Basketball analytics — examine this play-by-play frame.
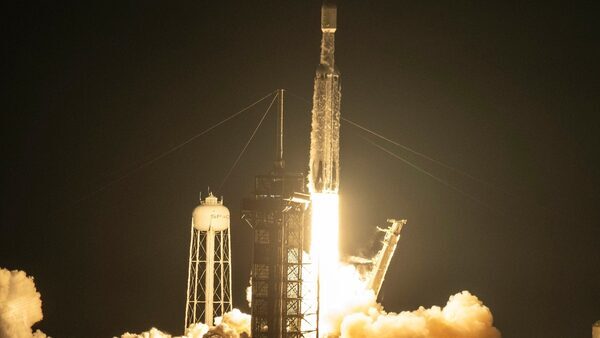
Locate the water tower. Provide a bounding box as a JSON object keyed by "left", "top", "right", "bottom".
{"left": 185, "top": 192, "right": 232, "bottom": 328}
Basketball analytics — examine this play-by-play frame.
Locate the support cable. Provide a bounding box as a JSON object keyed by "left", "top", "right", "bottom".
{"left": 218, "top": 92, "right": 279, "bottom": 190}
{"left": 54, "top": 90, "right": 276, "bottom": 213}
{"left": 360, "top": 135, "right": 504, "bottom": 215}
{"left": 286, "top": 90, "right": 539, "bottom": 210}
{"left": 342, "top": 118, "right": 523, "bottom": 200}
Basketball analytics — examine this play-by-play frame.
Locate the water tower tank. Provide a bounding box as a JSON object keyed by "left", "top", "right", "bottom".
{"left": 186, "top": 192, "right": 233, "bottom": 328}
{"left": 192, "top": 193, "right": 230, "bottom": 231}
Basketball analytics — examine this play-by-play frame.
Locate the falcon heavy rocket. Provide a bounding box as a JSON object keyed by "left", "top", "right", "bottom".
{"left": 308, "top": 2, "right": 341, "bottom": 194}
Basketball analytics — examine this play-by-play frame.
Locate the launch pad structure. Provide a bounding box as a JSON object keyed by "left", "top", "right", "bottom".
{"left": 243, "top": 90, "right": 318, "bottom": 338}
{"left": 367, "top": 219, "right": 407, "bottom": 297}
{"left": 182, "top": 3, "right": 406, "bottom": 337}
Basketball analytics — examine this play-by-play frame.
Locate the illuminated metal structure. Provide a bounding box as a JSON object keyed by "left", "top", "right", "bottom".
{"left": 367, "top": 219, "right": 407, "bottom": 297}
{"left": 185, "top": 193, "right": 233, "bottom": 328}
{"left": 243, "top": 90, "right": 317, "bottom": 338}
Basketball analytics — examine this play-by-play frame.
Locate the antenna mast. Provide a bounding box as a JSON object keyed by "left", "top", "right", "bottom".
{"left": 274, "top": 89, "right": 285, "bottom": 171}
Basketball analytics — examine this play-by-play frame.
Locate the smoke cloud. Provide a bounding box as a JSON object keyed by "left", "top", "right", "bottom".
{"left": 315, "top": 263, "right": 501, "bottom": 338}
{"left": 120, "top": 327, "right": 182, "bottom": 338}
{"left": 339, "top": 291, "right": 501, "bottom": 338}
{"left": 0, "top": 268, "right": 47, "bottom": 338}
{"left": 212, "top": 308, "right": 251, "bottom": 337}
{"left": 1, "top": 266, "right": 499, "bottom": 338}
{"left": 118, "top": 309, "right": 250, "bottom": 338}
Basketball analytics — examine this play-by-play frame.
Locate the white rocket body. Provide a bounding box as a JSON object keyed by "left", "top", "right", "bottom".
{"left": 309, "top": 3, "right": 341, "bottom": 194}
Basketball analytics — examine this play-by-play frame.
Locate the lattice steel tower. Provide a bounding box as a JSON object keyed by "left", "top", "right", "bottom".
{"left": 242, "top": 90, "right": 317, "bottom": 338}
{"left": 185, "top": 193, "right": 233, "bottom": 328}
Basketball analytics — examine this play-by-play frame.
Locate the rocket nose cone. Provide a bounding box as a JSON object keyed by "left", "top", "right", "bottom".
{"left": 321, "top": 2, "right": 337, "bottom": 31}
{"left": 322, "top": 0, "right": 336, "bottom": 9}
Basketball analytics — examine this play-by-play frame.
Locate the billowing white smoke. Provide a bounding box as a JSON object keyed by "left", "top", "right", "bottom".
{"left": 315, "top": 263, "right": 501, "bottom": 338}
{"left": 119, "top": 309, "right": 250, "bottom": 338}
{"left": 209, "top": 309, "right": 251, "bottom": 337}
{"left": 246, "top": 278, "right": 252, "bottom": 308}
{"left": 0, "top": 268, "right": 47, "bottom": 338}
{"left": 120, "top": 327, "right": 188, "bottom": 338}
{"left": 1, "top": 266, "right": 499, "bottom": 338}
{"left": 119, "top": 324, "right": 212, "bottom": 338}
{"left": 340, "top": 291, "right": 501, "bottom": 338}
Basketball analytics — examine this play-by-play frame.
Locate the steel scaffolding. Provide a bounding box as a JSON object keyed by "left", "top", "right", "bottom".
{"left": 243, "top": 174, "right": 317, "bottom": 338}
{"left": 185, "top": 220, "right": 233, "bottom": 328}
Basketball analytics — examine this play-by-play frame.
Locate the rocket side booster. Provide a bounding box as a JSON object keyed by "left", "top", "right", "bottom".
{"left": 309, "top": 2, "right": 341, "bottom": 194}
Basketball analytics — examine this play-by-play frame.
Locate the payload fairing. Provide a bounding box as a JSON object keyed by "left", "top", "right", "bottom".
{"left": 309, "top": 2, "right": 341, "bottom": 194}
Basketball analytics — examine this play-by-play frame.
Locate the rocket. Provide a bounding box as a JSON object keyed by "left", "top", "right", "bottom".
{"left": 309, "top": 2, "right": 341, "bottom": 193}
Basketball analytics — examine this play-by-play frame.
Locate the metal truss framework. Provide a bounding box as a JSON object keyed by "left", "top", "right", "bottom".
{"left": 185, "top": 224, "right": 233, "bottom": 329}
{"left": 282, "top": 207, "right": 318, "bottom": 338}
{"left": 244, "top": 173, "right": 317, "bottom": 338}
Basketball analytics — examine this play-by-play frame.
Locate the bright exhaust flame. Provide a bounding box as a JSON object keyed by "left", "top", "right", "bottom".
{"left": 310, "top": 193, "right": 340, "bottom": 272}
{"left": 307, "top": 192, "right": 501, "bottom": 338}
{"left": 309, "top": 192, "right": 379, "bottom": 336}
{"left": 310, "top": 192, "right": 340, "bottom": 334}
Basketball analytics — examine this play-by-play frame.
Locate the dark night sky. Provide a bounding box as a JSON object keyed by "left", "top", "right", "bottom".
{"left": 2, "top": 1, "right": 599, "bottom": 337}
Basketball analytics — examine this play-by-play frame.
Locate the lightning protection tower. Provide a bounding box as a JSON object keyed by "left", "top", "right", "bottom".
{"left": 185, "top": 192, "right": 233, "bottom": 328}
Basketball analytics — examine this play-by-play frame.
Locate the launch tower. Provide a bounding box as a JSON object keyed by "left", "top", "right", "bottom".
{"left": 367, "top": 219, "right": 407, "bottom": 297}
{"left": 243, "top": 90, "right": 317, "bottom": 338}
